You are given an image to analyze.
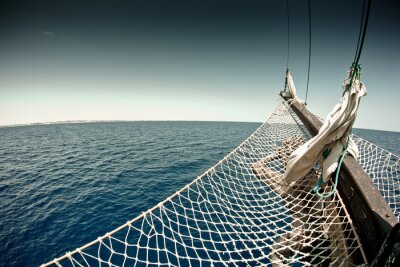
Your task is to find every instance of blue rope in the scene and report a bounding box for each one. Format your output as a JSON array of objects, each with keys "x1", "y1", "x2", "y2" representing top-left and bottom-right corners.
[{"x1": 312, "y1": 176, "x2": 324, "y2": 193}]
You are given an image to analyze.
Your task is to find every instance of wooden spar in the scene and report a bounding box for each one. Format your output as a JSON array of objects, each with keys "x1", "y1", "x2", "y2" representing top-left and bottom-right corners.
[{"x1": 280, "y1": 92, "x2": 398, "y2": 263}]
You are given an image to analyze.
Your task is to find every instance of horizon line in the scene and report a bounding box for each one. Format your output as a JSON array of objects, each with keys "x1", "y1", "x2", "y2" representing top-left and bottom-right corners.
[
  {"x1": 0, "y1": 119, "x2": 263, "y2": 128},
  {"x1": 0, "y1": 119, "x2": 399, "y2": 133}
]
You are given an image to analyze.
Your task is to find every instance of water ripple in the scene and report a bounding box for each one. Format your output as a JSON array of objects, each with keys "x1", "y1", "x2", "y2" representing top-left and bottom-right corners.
[{"x1": 0, "y1": 121, "x2": 259, "y2": 266}]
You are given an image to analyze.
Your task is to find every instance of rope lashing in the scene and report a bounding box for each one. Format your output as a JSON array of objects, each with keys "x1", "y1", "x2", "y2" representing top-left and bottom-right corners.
[
  {"x1": 313, "y1": 129, "x2": 353, "y2": 198},
  {"x1": 346, "y1": 63, "x2": 362, "y2": 93},
  {"x1": 284, "y1": 68, "x2": 289, "y2": 92}
]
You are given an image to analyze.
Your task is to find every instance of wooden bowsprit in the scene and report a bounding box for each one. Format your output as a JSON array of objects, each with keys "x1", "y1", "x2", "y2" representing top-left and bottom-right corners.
[{"x1": 281, "y1": 92, "x2": 398, "y2": 264}]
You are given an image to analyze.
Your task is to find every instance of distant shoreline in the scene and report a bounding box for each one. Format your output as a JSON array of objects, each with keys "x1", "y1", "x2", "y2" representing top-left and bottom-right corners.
[
  {"x1": 0, "y1": 120, "x2": 399, "y2": 133},
  {"x1": 0, "y1": 120, "x2": 262, "y2": 129}
]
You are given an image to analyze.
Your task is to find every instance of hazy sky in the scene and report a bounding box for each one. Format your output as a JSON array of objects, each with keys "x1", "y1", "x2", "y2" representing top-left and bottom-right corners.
[{"x1": 1, "y1": 0, "x2": 399, "y2": 131}]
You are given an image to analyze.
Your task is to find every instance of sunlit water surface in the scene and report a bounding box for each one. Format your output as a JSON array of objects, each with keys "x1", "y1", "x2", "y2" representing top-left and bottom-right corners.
[{"x1": 0, "y1": 122, "x2": 399, "y2": 266}]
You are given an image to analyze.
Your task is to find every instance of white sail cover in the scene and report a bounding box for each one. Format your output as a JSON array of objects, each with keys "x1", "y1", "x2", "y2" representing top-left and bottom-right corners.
[
  {"x1": 282, "y1": 70, "x2": 301, "y2": 102},
  {"x1": 285, "y1": 69, "x2": 367, "y2": 183}
]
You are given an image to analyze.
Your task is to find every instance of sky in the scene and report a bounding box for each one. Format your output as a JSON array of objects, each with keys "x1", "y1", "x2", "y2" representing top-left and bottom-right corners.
[{"x1": 0, "y1": 0, "x2": 399, "y2": 131}]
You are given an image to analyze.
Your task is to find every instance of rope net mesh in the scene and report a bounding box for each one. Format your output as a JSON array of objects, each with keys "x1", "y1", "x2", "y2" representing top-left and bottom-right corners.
[
  {"x1": 352, "y1": 135, "x2": 400, "y2": 221},
  {"x1": 43, "y1": 98, "x2": 377, "y2": 267}
]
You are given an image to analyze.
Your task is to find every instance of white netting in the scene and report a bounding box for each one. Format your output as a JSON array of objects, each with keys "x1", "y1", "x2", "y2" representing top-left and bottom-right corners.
[
  {"x1": 352, "y1": 135, "x2": 400, "y2": 221},
  {"x1": 43, "y1": 99, "x2": 370, "y2": 267}
]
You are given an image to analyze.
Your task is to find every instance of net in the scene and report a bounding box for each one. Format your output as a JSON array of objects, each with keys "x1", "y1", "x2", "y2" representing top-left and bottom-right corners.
[
  {"x1": 42, "y1": 98, "x2": 376, "y2": 267},
  {"x1": 352, "y1": 135, "x2": 400, "y2": 221}
]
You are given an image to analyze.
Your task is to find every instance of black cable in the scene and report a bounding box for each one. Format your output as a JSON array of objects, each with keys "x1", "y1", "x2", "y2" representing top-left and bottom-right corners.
[
  {"x1": 354, "y1": 0, "x2": 372, "y2": 66},
  {"x1": 305, "y1": 0, "x2": 311, "y2": 104},
  {"x1": 286, "y1": 0, "x2": 290, "y2": 70},
  {"x1": 284, "y1": 0, "x2": 290, "y2": 91},
  {"x1": 354, "y1": 0, "x2": 366, "y2": 63},
  {"x1": 346, "y1": 0, "x2": 371, "y2": 91}
]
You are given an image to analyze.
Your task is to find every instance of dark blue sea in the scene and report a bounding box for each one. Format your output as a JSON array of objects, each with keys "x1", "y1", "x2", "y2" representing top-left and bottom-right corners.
[{"x1": 0, "y1": 122, "x2": 399, "y2": 266}]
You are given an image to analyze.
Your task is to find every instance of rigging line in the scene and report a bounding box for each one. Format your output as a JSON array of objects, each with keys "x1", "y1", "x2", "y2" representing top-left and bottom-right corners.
[
  {"x1": 332, "y1": 0, "x2": 372, "y2": 199},
  {"x1": 354, "y1": 0, "x2": 366, "y2": 63},
  {"x1": 284, "y1": 0, "x2": 290, "y2": 91},
  {"x1": 305, "y1": 0, "x2": 311, "y2": 105},
  {"x1": 346, "y1": 0, "x2": 371, "y2": 91},
  {"x1": 286, "y1": 0, "x2": 290, "y2": 70},
  {"x1": 354, "y1": 0, "x2": 371, "y2": 66}
]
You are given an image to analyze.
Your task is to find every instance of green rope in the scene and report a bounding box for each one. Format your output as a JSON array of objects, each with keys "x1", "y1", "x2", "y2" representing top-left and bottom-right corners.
[
  {"x1": 346, "y1": 63, "x2": 362, "y2": 93},
  {"x1": 313, "y1": 129, "x2": 352, "y2": 199},
  {"x1": 313, "y1": 64, "x2": 359, "y2": 198},
  {"x1": 312, "y1": 0, "x2": 371, "y2": 198}
]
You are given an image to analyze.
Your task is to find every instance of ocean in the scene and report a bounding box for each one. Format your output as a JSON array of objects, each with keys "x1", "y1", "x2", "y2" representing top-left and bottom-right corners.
[{"x1": 0, "y1": 121, "x2": 399, "y2": 266}]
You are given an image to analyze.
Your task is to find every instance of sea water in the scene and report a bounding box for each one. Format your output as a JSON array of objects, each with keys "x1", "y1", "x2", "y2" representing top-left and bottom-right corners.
[{"x1": 0, "y1": 122, "x2": 399, "y2": 266}]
